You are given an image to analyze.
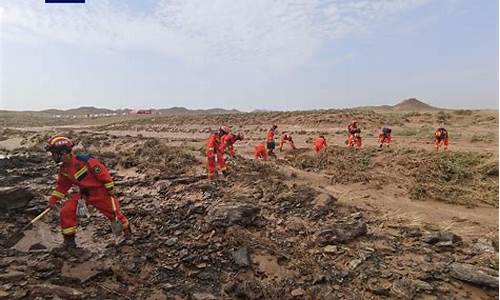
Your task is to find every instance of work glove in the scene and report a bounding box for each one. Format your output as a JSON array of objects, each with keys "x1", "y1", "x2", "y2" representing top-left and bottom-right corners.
[
  {"x1": 48, "y1": 197, "x2": 59, "y2": 208},
  {"x1": 76, "y1": 199, "x2": 90, "y2": 218}
]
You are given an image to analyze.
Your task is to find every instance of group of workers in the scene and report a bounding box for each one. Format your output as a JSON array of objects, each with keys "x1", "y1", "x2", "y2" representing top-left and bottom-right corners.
[
  {"x1": 40, "y1": 120, "x2": 449, "y2": 255},
  {"x1": 208, "y1": 120, "x2": 450, "y2": 177}
]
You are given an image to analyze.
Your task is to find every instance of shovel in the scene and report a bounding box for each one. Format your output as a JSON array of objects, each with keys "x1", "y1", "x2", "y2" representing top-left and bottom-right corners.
[
  {"x1": 110, "y1": 197, "x2": 123, "y2": 237},
  {"x1": 4, "y1": 207, "x2": 51, "y2": 248}
]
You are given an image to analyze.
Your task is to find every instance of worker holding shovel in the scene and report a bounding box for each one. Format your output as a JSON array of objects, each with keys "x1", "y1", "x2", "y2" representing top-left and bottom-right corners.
[{"x1": 44, "y1": 135, "x2": 131, "y2": 254}]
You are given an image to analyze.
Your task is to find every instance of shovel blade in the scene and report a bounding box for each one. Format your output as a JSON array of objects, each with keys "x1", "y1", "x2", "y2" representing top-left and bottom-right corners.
[{"x1": 111, "y1": 221, "x2": 123, "y2": 237}]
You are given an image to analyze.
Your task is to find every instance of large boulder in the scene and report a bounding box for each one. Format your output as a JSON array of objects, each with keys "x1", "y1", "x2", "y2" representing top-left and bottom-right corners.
[
  {"x1": 315, "y1": 221, "x2": 367, "y2": 245},
  {"x1": 0, "y1": 187, "x2": 35, "y2": 212},
  {"x1": 206, "y1": 203, "x2": 260, "y2": 228},
  {"x1": 421, "y1": 231, "x2": 461, "y2": 245},
  {"x1": 448, "y1": 263, "x2": 498, "y2": 288},
  {"x1": 30, "y1": 284, "x2": 83, "y2": 299}
]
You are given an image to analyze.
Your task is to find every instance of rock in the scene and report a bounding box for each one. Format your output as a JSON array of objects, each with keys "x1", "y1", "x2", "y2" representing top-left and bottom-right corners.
[
  {"x1": 205, "y1": 203, "x2": 260, "y2": 227},
  {"x1": 61, "y1": 261, "x2": 110, "y2": 283},
  {"x1": 179, "y1": 249, "x2": 189, "y2": 257},
  {"x1": 232, "y1": 247, "x2": 251, "y2": 268},
  {"x1": 315, "y1": 221, "x2": 367, "y2": 245},
  {"x1": 147, "y1": 289, "x2": 167, "y2": 300},
  {"x1": 366, "y1": 278, "x2": 391, "y2": 295},
  {"x1": 472, "y1": 238, "x2": 496, "y2": 254},
  {"x1": 373, "y1": 241, "x2": 396, "y2": 254},
  {"x1": 313, "y1": 193, "x2": 336, "y2": 211},
  {"x1": 391, "y1": 278, "x2": 416, "y2": 300},
  {"x1": 223, "y1": 280, "x2": 265, "y2": 300},
  {"x1": 188, "y1": 203, "x2": 206, "y2": 215},
  {"x1": 412, "y1": 279, "x2": 433, "y2": 292},
  {"x1": 422, "y1": 231, "x2": 461, "y2": 245},
  {"x1": 31, "y1": 284, "x2": 83, "y2": 299},
  {"x1": 196, "y1": 263, "x2": 207, "y2": 269},
  {"x1": 350, "y1": 212, "x2": 363, "y2": 219},
  {"x1": 448, "y1": 262, "x2": 498, "y2": 288},
  {"x1": 162, "y1": 283, "x2": 174, "y2": 290},
  {"x1": 291, "y1": 288, "x2": 305, "y2": 297},
  {"x1": 10, "y1": 290, "x2": 28, "y2": 299},
  {"x1": 0, "y1": 187, "x2": 34, "y2": 211},
  {"x1": 0, "y1": 271, "x2": 24, "y2": 281},
  {"x1": 34, "y1": 262, "x2": 55, "y2": 272},
  {"x1": 165, "y1": 237, "x2": 178, "y2": 246},
  {"x1": 348, "y1": 259, "x2": 362, "y2": 271},
  {"x1": 323, "y1": 245, "x2": 338, "y2": 254},
  {"x1": 192, "y1": 292, "x2": 217, "y2": 300},
  {"x1": 434, "y1": 240, "x2": 454, "y2": 249},
  {"x1": 0, "y1": 290, "x2": 9, "y2": 299}
]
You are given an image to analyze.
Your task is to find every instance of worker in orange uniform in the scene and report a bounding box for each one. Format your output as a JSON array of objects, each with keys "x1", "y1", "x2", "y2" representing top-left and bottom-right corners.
[
  {"x1": 313, "y1": 136, "x2": 327, "y2": 153},
  {"x1": 347, "y1": 119, "x2": 362, "y2": 149},
  {"x1": 434, "y1": 127, "x2": 449, "y2": 150},
  {"x1": 220, "y1": 132, "x2": 243, "y2": 159},
  {"x1": 266, "y1": 125, "x2": 278, "y2": 158},
  {"x1": 279, "y1": 131, "x2": 296, "y2": 151},
  {"x1": 378, "y1": 127, "x2": 392, "y2": 148},
  {"x1": 207, "y1": 126, "x2": 231, "y2": 179},
  {"x1": 254, "y1": 143, "x2": 268, "y2": 160},
  {"x1": 45, "y1": 135, "x2": 130, "y2": 254}
]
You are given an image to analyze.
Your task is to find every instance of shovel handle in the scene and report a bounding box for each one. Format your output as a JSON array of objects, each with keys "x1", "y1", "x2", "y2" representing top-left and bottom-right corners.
[
  {"x1": 30, "y1": 208, "x2": 52, "y2": 226},
  {"x1": 110, "y1": 196, "x2": 118, "y2": 218}
]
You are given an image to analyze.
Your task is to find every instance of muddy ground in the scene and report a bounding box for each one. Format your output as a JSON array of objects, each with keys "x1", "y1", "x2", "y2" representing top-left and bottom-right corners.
[{"x1": 0, "y1": 108, "x2": 498, "y2": 299}]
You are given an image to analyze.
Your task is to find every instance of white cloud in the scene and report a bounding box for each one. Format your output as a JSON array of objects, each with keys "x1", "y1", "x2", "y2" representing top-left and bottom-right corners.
[{"x1": 1, "y1": 0, "x2": 430, "y2": 67}]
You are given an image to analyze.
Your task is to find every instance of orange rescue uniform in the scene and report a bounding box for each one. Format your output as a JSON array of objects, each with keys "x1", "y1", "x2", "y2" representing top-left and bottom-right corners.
[
  {"x1": 347, "y1": 124, "x2": 362, "y2": 149},
  {"x1": 49, "y1": 154, "x2": 128, "y2": 236},
  {"x1": 220, "y1": 133, "x2": 238, "y2": 158},
  {"x1": 206, "y1": 132, "x2": 226, "y2": 179},
  {"x1": 254, "y1": 143, "x2": 268, "y2": 160},
  {"x1": 313, "y1": 137, "x2": 327, "y2": 153},
  {"x1": 434, "y1": 128, "x2": 449, "y2": 150},
  {"x1": 279, "y1": 133, "x2": 296, "y2": 151}
]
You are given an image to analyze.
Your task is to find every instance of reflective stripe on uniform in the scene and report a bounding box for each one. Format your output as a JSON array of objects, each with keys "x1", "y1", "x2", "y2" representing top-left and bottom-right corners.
[
  {"x1": 51, "y1": 190, "x2": 65, "y2": 198},
  {"x1": 50, "y1": 136, "x2": 69, "y2": 145},
  {"x1": 74, "y1": 166, "x2": 88, "y2": 181},
  {"x1": 62, "y1": 226, "x2": 77, "y2": 235},
  {"x1": 104, "y1": 182, "x2": 114, "y2": 189}
]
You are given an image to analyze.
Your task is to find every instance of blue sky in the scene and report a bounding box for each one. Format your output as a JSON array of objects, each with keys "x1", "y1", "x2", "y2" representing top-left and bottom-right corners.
[{"x1": 1, "y1": 0, "x2": 498, "y2": 111}]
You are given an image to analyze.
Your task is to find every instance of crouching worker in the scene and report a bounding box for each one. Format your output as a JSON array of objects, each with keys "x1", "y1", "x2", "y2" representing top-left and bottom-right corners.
[
  {"x1": 378, "y1": 127, "x2": 392, "y2": 148},
  {"x1": 221, "y1": 132, "x2": 244, "y2": 159},
  {"x1": 207, "y1": 126, "x2": 231, "y2": 179},
  {"x1": 254, "y1": 143, "x2": 268, "y2": 160},
  {"x1": 434, "y1": 127, "x2": 449, "y2": 150},
  {"x1": 313, "y1": 136, "x2": 327, "y2": 153},
  {"x1": 279, "y1": 131, "x2": 296, "y2": 151},
  {"x1": 46, "y1": 135, "x2": 131, "y2": 254},
  {"x1": 347, "y1": 120, "x2": 362, "y2": 149}
]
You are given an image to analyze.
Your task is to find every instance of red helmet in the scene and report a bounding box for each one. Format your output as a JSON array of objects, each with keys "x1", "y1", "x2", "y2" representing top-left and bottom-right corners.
[
  {"x1": 46, "y1": 135, "x2": 74, "y2": 153},
  {"x1": 219, "y1": 126, "x2": 231, "y2": 134}
]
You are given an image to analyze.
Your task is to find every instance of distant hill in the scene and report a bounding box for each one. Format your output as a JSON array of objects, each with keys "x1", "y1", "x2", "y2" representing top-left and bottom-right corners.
[
  {"x1": 357, "y1": 98, "x2": 441, "y2": 111},
  {"x1": 392, "y1": 98, "x2": 439, "y2": 111},
  {"x1": 9, "y1": 106, "x2": 241, "y2": 116},
  {"x1": 157, "y1": 107, "x2": 239, "y2": 115},
  {"x1": 40, "y1": 106, "x2": 115, "y2": 115}
]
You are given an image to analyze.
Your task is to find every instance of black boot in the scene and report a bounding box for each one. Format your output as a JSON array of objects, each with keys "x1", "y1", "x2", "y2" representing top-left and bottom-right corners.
[
  {"x1": 51, "y1": 234, "x2": 76, "y2": 256},
  {"x1": 123, "y1": 225, "x2": 132, "y2": 238}
]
